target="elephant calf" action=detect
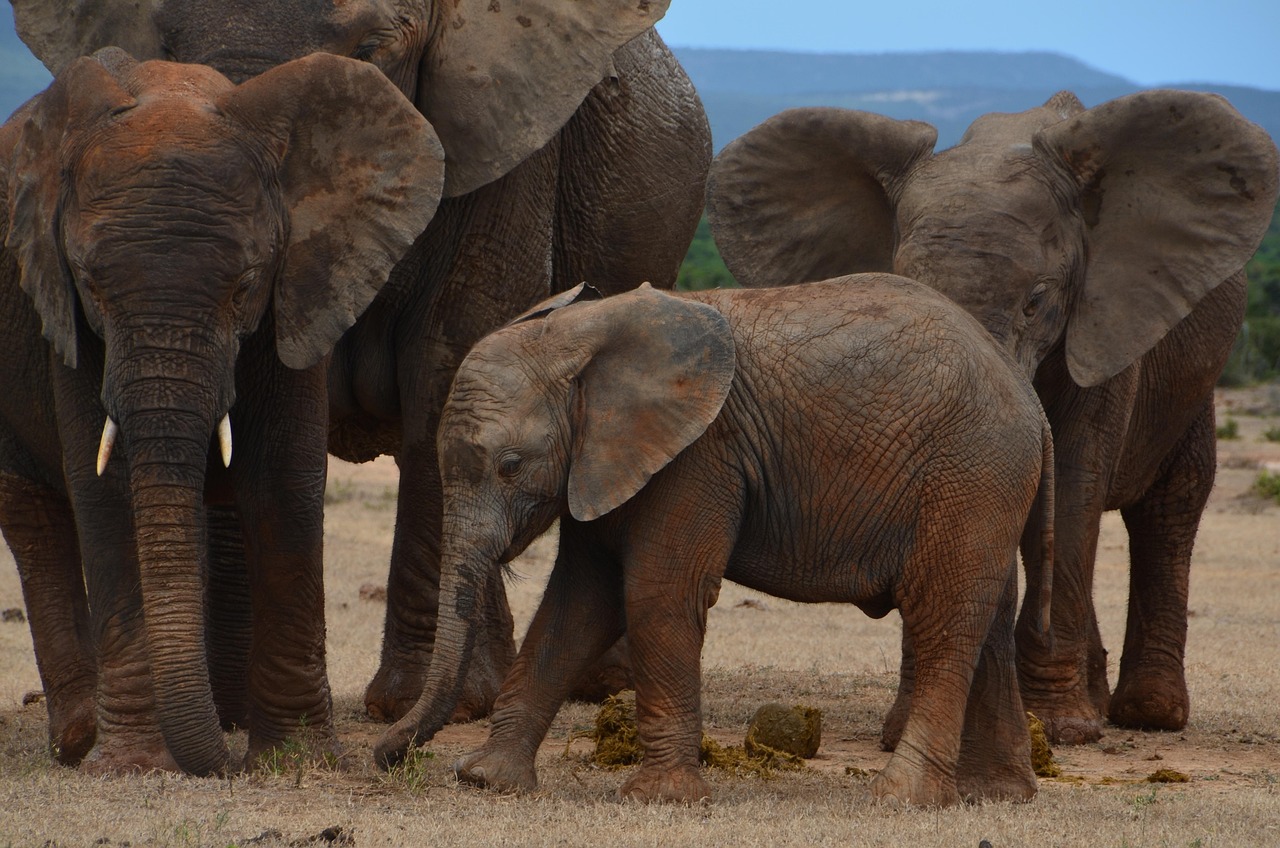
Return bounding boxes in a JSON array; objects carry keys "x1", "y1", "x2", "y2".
[{"x1": 375, "y1": 276, "x2": 1055, "y2": 807}]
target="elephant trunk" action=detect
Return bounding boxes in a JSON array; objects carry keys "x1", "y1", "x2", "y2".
[
  {"x1": 374, "y1": 530, "x2": 487, "y2": 769},
  {"x1": 114, "y1": 360, "x2": 232, "y2": 775}
]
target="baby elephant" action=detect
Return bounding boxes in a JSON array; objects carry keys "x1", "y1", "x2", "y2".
[{"x1": 376, "y1": 275, "x2": 1054, "y2": 807}]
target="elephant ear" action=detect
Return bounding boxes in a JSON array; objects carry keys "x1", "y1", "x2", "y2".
[
  {"x1": 12, "y1": 0, "x2": 164, "y2": 74},
  {"x1": 553, "y1": 284, "x2": 736, "y2": 522},
  {"x1": 1035, "y1": 89, "x2": 1280, "y2": 387},
  {"x1": 218, "y1": 54, "x2": 447, "y2": 370},
  {"x1": 707, "y1": 107, "x2": 937, "y2": 288},
  {"x1": 420, "y1": 0, "x2": 669, "y2": 198},
  {"x1": 3, "y1": 55, "x2": 137, "y2": 368}
]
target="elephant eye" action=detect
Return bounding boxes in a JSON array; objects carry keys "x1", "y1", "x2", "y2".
[
  {"x1": 497, "y1": 452, "x2": 524, "y2": 479},
  {"x1": 352, "y1": 39, "x2": 380, "y2": 61},
  {"x1": 1023, "y1": 281, "x2": 1050, "y2": 318},
  {"x1": 231, "y1": 267, "x2": 260, "y2": 310}
]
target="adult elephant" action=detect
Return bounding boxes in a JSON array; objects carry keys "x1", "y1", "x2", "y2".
[
  {"x1": 12, "y1": 0, "x2": 710, "y2": 724},
  {"x1": 0, "y1": 49, "x2": 444, "y2": 772},
  {"x1": 706, "y1": 91, "x2": 1279, "y2": 744}
]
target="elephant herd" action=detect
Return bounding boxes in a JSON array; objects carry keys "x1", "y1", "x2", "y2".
[{"x1": 0, "y1": 0, "x2": 1276, "y2": 809}]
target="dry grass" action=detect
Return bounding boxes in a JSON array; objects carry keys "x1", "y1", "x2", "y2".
[{"x1": 1, "y1": 389, "x2": 1278, "y2": 847}]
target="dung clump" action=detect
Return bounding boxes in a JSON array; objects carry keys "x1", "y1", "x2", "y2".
[
  {"x1": 745, "y1": 703, "x2": 822, "y2": 759},
  {"x1": 1027, "y1": 712, "x2": 1062, "y2": 778},
  {"x1": 581, "y1": 691, "x2": 806, "y2": 777},
  {"x1": 589, "y1": 690, "x2": 644, "y2": 767},
  {"x1": 1147, "y1": 769, "x2": 1190, "y2": 783}
]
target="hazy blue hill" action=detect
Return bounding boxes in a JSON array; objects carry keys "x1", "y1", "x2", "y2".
[
  {"x1": 677, "y1": 48, "x2": 1133, "y2": 95},
  {"x1": 675, "y1": 48, "x2": 1280, "y2": 151}
]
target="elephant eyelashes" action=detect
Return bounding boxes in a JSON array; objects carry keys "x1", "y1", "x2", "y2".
[
  {"x1": 497, "y1": 453, "x2": 524, "y2": 478},
  {"x1": 1023, "y1": 281, "x2": 1049, "y2": 317}
]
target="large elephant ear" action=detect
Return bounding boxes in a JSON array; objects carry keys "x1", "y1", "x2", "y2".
[
  {"x1": 12, "y1": 0, "x2": 164, "y2": 74},
  {"x1": 421, "y1": 0, "x2": 668, "y2": 198},
  {"x1": 1036, "y1": 89, "x2": 1280, "y2": 387},
  {"x1": 218, "y1": 54, "x2": 446, "y2": 370},
  {"x1": 551, "y1": 284, "x2": 736, "y2": 522},
  {"x1": 3, "y1": 55, "x2": 136, "y2": 368},
  {"x1": 707, "y1": 107, "x2": 937, "y2": 288}
]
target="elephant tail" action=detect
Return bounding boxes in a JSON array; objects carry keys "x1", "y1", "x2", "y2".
[{"x1": 1033, "y1": 416, "x2": 1055, "y2": 639}]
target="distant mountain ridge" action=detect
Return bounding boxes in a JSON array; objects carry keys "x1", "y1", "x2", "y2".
[
  {"x1": 2, "y1": 22, "x2": 1277, "y2": 155},
  {"x1": 676, "y1": 48, "x2": 1134, "y2": 95},
  {"x1": 672, "y1": 47, "x2": 1280, "y2": 151}
]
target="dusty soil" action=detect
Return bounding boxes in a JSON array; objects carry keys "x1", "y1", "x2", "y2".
[{"x1": 0, "y1": 387, "x2": 1278, "y2": 846}]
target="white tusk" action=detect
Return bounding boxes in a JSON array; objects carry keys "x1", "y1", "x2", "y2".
[
  {"x1": 217, "y1": 414, "x2": 233, "y2": 467},
  {"x1": 96, "y1": 418, "x2": 118, "y2": 477}
]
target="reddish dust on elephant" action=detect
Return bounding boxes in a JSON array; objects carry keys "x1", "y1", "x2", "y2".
[
  {"x1": 707, "y1": 89, "x2": 1280, "y2": 746},
  {"x1": 376, "y1": 277, "x2": 1054, "y2": 808}
]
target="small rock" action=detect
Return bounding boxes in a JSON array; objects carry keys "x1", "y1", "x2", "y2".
[
  {"x1": 734, "y1": 598, "x2": 768, "y2": 610},
  {"x1": 1, "y1": 607, "x2": 25, "y2": 623},
  {"x1": 21, "y1": 691, "x2": 44, "y2": 707}
]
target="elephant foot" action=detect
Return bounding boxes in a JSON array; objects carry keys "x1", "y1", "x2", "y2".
[
  {"x1": 47, "y1": 695, "x2": 97, "y2": 766},
  {"x1": 567, "y1": 639, "x2": 634, "y2": 703},
  {"x1": 364, "y1": 664, "x2": 424, "y2": 723},
  {"x1": 618, "y1": 763, "x2": 711, "y2": 804},
  {"x1": 1108, "y1": 671, "x2": 1189, "y2": 732},
  {"x1": 869, "y1": 748, "x2": 959, "y2": 808},
  {"x1": 81, "y1": 732, "x2": 181, "y2": 775},
  {"x1": 453, "y1": 747, "x2": 537, "y2": 793},
  {"x1": 365, "y1": 646, "x2": 509, "y2": 724},
  {"x1": 1019, "y1": 663, "x2": 1105, "y2": 745},
  {"x1": 1030, "y1": 712, "x2": 1104, "y2": 746}
]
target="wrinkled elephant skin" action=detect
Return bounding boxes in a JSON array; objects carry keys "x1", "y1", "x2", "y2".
[
  {"x1": 0, "y1": 50, "x2": 444, "y2": 771},
  {"x1": 707, "y1": 90, "x2": 1280, "y2": 744},
  {"x1": 377, "y1": 278, "x2": 1055, "y2": 807},
  {"x1": 11, "y1": 0, "x2": 710, "y2": 725}
]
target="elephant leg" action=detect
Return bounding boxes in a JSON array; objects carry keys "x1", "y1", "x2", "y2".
[
  {"x1": 0, "y1": 472, "x2": 96, "y2": 765},
  {"x1": 365, "y1": 145, "x2": 559, "y2": 723},
  {"x1": 1108, "y1": 399, "x2": 1214, "y2": 731},
  {"x1": 1017, "y1": 363, "x2": 1136, "y2": 745},
  {"x1": 880, "y1": 625, "x2": 915, "y2": 752},
  {"x1": 454, "y1": 526, "x2": 625, "y2": 793},
  {"x1": 872, "y1": 514, "x2": 1015, "y2": 808},
  {"x1": 205, "y1": 505, "x2": 251, "y2": 731},
  {"x1": 230, "y1": 347, "x2": 335, "y2": 767},
  {"x1": 615, "y1": 515, "x2": 735, "y2": 805},
  {"x1": 956, "y1": 565, "x2": 1036, "y2": 803}
]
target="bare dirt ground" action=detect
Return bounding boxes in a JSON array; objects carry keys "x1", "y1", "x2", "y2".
[{"x1": 1, "y1": 387, "x2": 1278, "y2": 847}]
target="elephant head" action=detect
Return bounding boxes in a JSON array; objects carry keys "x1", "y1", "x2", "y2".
[
  {"x1": 373, "y1": 283, "x2": 736, "y2": 766},
  {"x1": 0, "y1": 49, "x2": 444, "y2": 774},
  {"x1": 13, "y1": 0, "x2": 671, "y2": 198},
  {"x1": 707, "y1": 90, "x2": 1280, "y2": 386}
]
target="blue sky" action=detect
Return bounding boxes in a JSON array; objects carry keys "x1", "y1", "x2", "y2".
[{"x1": 656, "y1": 0, "x2": 1280, "y2": 90}]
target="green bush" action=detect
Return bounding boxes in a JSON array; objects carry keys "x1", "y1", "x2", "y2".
[
  {"x1": 676, "y1": 215, "x2": 738, "y2": 291},
  {"x1": 1216, "y1": 418, "x2": 1240, "y2": 440},
  {"x1": 1254, "y1": 469, "x2": 1280, "y2": 503}
]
